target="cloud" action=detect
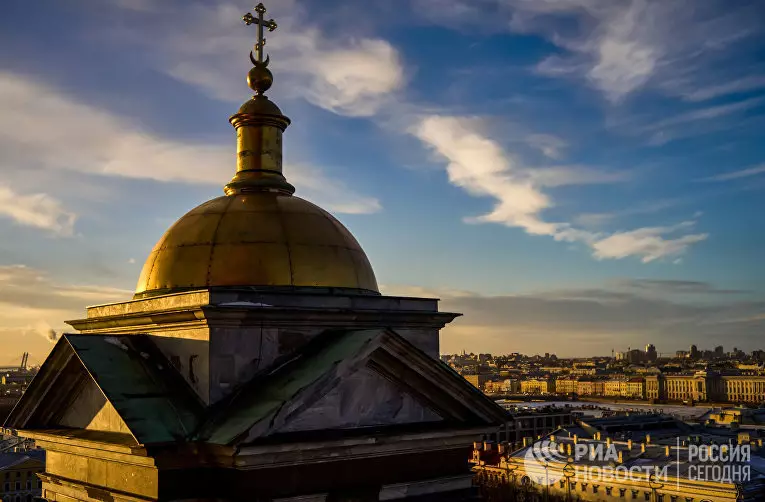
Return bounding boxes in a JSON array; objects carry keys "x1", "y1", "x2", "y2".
[
  {"x1": 698, "y1": 163, "x2": 765, "y2": 182},
  {"x1": 0, "y1": 186, "x2": 76, "y2": 236},
  {"x1": 573, "y1": 197, "x2": 692, "y2": 229},
  {"x1": 385, "y1": 284, "x2": 765, "y2": 356},
  {"x1": 642, "y1": 97, "x2": 765, "y2": 145},
  {"x1": 616, "y1": 279, "x2": 748, "y2": 295},
  {"x1": 647, "y1": 97, "x2": 765, "y2": 131},
  {"x1": 0, "y1": 265, "x2": 133, "y2": 362},
  {"x1": 591, "y1": 222, "x2": 708, "y2": 263},
  {"x1": 526, "y1": 165, "x2": 629, "y2": 187},
  {"x1": 0, "y1": 72, "x2": 380, "y2": 215},
  {"x1": 415, "y1": 0, "x2": 761, "y2": 103},
  {"x1": 411, "y1": 114, "x2": 707, "y2": 262},
  {"x1": 116, "y1": 2, "x2": 404, "y2": 117},
  {"x1": 525, "y1": 133, "x2": 568, "y2": 159},
  {"x1": 679, "y1": 75, "x2": 765, "y2": 102}
]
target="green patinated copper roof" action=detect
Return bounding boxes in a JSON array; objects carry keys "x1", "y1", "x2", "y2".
[
  {"x1": 195, "y1": 328, "x2": 386, "y2": 445},
  {"x1": 65, "y1": 334, "x2": 205, "y2": 445}
]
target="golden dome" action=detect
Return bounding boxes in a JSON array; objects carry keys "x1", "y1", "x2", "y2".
[{"x1": 135, "y1": 193, "x2": 378, "y2": 298}]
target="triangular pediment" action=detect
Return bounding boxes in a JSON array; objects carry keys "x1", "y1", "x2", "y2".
[
  {"x1": 5, "y1": 334, "x2": 204, "y2": 446},
  {"x1": 196, "y1": 328, "x2": 508, "y2": 445},
  {"x1": 276, "y1": 365, "x2": 443, "y2": 433}
]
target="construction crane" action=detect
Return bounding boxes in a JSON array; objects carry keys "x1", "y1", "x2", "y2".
[{"x1": 20, "y1": 352, "x2": 28, "y2": 370}]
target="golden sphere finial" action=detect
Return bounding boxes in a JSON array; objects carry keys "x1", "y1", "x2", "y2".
[{"x1": 247, "y1": 60, "x2": 273, "y2": 95}]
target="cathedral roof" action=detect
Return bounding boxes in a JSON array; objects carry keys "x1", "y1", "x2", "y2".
[{"x1": 5, "y1": 329, "x2": 507, "y2": 448}]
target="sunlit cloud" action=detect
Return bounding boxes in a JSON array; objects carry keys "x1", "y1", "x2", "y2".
[
  {"x1": 412, "y1": 114, "x2": 707, "y2": 262},
  {"x1": 117, "y1": 1, "x2": 404, "y2": 117},
  {"x1": 0, "y1": 71, "x2": 380, "y2": 215},
  {"x1": 0, "y1": 186, "x2": 76, "y2": 236}
]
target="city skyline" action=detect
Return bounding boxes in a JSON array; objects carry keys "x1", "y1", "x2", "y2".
[{"x1": 2, "y1": 0, "x2": 765, "y2": 363}]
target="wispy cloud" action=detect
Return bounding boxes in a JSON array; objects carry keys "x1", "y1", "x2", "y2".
[
  {"x1": 679, "y1": 75, "x2": 765, "y2": 102},
  {"x1": 616, "y1": 278, "x2": 748, "y2": 295},
  {"x1": 0, "y1": 186, "x2": 76, "y2": 236},
  {"x1": 525, "y1": 133, "x2": 568, "y2": 159},
  {"x1": 412, "y1": 114, "x2": 707, "y2": 262},
  {"x1": 0, "y1": 72, "x2": 380, "y2": 215},
  {"x1": 574, "y1": 197, "x2": 691, "y2": 228},
  {"x1": 112, "y1": 1, "x2": 404, "y2": 118},
  {"x1": 637, "y1": 97, "x2": 765, "y2": 145},
  {"x1": 526, "y1": 165, "x2": 630, "y2": 187},
  {"x1": 698, "y1": 163, "x2": 765, "y2": 182},
  {"x1": 647, "y1": 97, "x2": 765, "y2": 130},
  {"x1": 415, "y1": 0, "x2": 762, "y2": 103}
]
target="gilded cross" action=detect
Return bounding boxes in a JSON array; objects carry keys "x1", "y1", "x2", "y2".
[{"x1": 243, "y1": 3, "x2": 277, "y2": 65}]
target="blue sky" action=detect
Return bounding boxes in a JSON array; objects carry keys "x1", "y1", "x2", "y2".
[{"x1": 1, "y1": 0, "x2": 765, "y2": 363}]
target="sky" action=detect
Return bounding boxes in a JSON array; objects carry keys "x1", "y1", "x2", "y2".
[{"x1": 1, "y1": 0, "x2": 765, "y2": 364}]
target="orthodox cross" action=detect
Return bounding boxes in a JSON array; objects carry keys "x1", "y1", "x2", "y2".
[{"x1": 243, "y1": 3, "x2": 277, "y2": 65}]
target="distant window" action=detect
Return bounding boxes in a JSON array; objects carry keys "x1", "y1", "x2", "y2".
[{"x1": 15, "y1": 481, "x2": 21, "y2": 491}]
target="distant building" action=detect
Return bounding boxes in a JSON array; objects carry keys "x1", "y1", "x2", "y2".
[
  {"x1": 521, "y1": 378, "x2": 554, "y2": 394},
  {"x1": 721, "y1": 375, "x2": 765, "y2": 403},
  {"x1": 555, "y1": 377, "x2": 577, "y2": 395},
  {"x1": 644, "y1": 343, "x2": 657, "y2": 361},
  {"x1": 464, "y1": 373, "x2": 491, "y2": 390},
  {"x1": 0, "y1": 449, "x2": 44, "y2": 502}
]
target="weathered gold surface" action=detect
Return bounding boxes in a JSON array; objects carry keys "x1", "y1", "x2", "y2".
[{"x1": 135, "y1": 193, "x2": 379, "y2": 298}]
